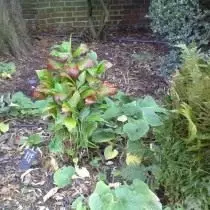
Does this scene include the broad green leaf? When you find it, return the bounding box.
[92,128,115,143]
[53,166,75,188]
[142,109,163,126]
[49,135,64,153]
[96,63,105,75]
[77,71,86,88]
[132,179,162,210]
[79,107,90,121]
[123,120,149,141]
[36,70,53,88]
[122,101,142,117]
[64,117,77,132]
[103,105,121,120]
[87,50,98,62]
[72,196,87,210]
[104,145,119,160]
[88,193,102,210]
[11,92,34,109]
[27,134,42,146]
[137,96,167,126]
[0,122,9,133]
[68,91,81,108]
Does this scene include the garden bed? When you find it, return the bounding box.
[0,33,169,210]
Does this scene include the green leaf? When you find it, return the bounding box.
[27,134,42,146]
[0,122,9,133]
[87,51,98,62]
[64,117,77,132]
[104,145,119,160]
[53,166,75,188]
[92,129,115,143]
[79,107,90,121]
[36,70,53,88]
[122,101,142,117]
[123,120,149,141]
[137,96,167,126]
[49,135,64,153]
[72,196,87,210]
[68,91,81,108]
[103,105,121,120]
[77,71,86,88]
[11,92,34,109]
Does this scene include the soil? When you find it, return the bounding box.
[0,32,169,210]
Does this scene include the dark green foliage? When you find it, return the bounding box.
[149,0,210,46]
[158,49,181,77]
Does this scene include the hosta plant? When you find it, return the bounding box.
[34,39,116,155]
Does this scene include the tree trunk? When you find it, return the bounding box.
[0,0,30,58]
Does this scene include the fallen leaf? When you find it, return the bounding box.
[74,166,90,179]
[43,187,59,202]
[104,145,119,160]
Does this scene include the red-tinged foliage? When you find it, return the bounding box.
[32,89,46,99]
[102,81,118,96]
[47,58,62,70]
[85,95,97,105]
[64,64,79,79]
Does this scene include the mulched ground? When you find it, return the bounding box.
[0,32,169,210]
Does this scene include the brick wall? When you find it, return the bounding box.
[21,0,150,34]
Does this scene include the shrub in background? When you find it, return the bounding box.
[149,0,210,46]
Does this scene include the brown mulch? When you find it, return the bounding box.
[0,33,169,210]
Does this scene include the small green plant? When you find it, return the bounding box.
[72,179,162,210]
[0,62,16,78]
[53,166,75,188]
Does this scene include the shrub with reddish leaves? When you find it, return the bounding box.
[33,39,117,153]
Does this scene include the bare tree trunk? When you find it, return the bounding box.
[0,0,30,58]
[87,0,110,41]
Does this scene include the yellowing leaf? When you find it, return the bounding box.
[104,145,118,160]
[0,122,9,133]
[64,117,76,132]
[126,153,142,165]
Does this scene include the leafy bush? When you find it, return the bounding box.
[149,0,210,46]
[34,39,117,155]
[154,45,210,209]
[72,179,162,210]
